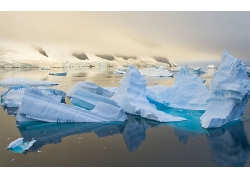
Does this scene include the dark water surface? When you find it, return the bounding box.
[0,67,250,167]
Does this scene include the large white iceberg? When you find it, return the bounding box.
[0,77,58,87]
[1,85,66,107]
[17,87,127,123]
[148,66,209,110]
[67,82,115,98]
[110,65,185,122]
[200,50,250,128]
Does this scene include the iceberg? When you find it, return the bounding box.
[200,50,250,128]
[207,64,218,69]
[67,82,115,98]
[1,85,66,107]
[0,77,58,87]
[6,137,36,153]
[139,68,174,77]
[149,66,209,110]
[70,88,120,110]
[49,72,67,76]
[17,87,127,123]
[111,65,185,122]
[113,67,128,74]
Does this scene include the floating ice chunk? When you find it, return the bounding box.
[113,67,129,74]
[1,85,66,107]
[67,82,115,98]
[49,72,67,76]
[7,138,36,153]
[140,68,174,77]
[71,89,120,110]
[0,77,58,87]
[207,64,218,69]
[111,65,185,122]
[200,50,250,128]
[40,67,50,70]
[149,66,209,110]
[18,87,127,123]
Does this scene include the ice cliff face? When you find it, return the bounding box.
[148,66,209,110]
[200,50,250,128]
[111,65,186,122]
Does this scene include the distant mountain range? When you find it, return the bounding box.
[0,43,178,69]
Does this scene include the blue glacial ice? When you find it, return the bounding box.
[70,88,120,110]
[49,72,67,76]
[110,65,186,122]
[6,137,36,153]
[67,81,115,98]
[148,65,209,110]
[0,77,58,87]
[1,85,66,107]
[200,50,250,128]
[17,87,127,122]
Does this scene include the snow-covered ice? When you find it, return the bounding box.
[6,137,36,153]
[1,85,66,107]
[111,65,186,122]
[0,77,58,87]
[148,65,209,110]
[200,50,250,128]
[67,82,115,98]
[18,87,127,123]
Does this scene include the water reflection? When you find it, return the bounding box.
[206,121,250,167]
[12,109,250,166]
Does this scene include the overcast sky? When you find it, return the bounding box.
[1,11,250,66]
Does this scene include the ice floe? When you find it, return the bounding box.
[6,137,36,153]
[200,50,250,128]
[17,87,127,123]
[49,72,67,76]
[111,65,186,122]
[0,77,58,87]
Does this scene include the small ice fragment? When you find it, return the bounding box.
[12,159,15,162]
[78,138,82,139]
[7,138,10,140]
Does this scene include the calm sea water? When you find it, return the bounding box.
[0,67,250,167]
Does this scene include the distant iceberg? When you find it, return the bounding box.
[111,65,186,122]
[18,87,127,123]
[67,82,115,98]
[49,72,67,76]
[148,66,209,110]
[6,137,36,153]
[200,50,250,128]
[113,67,128,74]
[1,85,66,107]
[139,68,174,77]
[0,77,58,87]
[207,64,218,69]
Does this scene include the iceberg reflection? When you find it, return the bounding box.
[206,120,250,167]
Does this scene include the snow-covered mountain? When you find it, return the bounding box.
[0,42,177,69]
